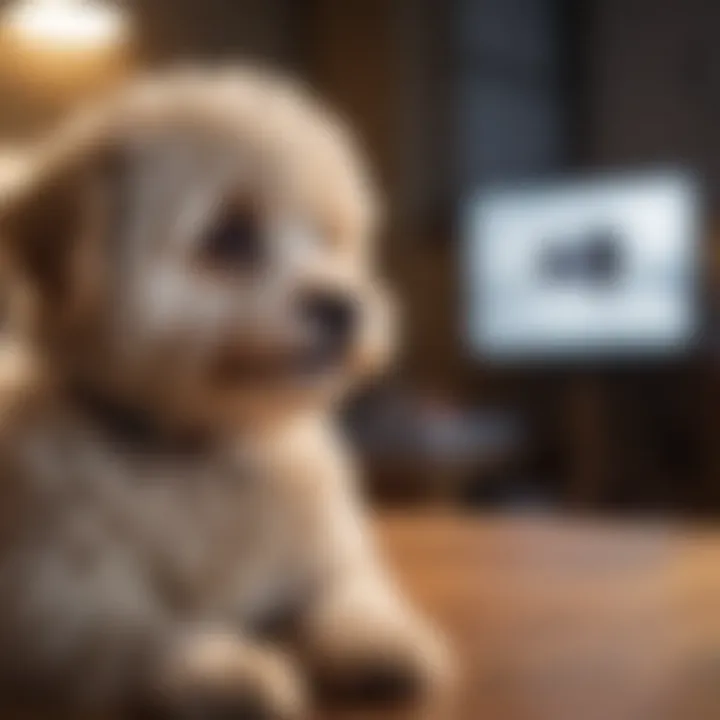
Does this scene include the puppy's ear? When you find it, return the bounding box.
[0,137,120,310]
[1,157,81,302]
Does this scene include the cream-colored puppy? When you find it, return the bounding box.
[0,68,450,718]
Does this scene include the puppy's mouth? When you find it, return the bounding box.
[212,341,348,385]
[212,292,359,386]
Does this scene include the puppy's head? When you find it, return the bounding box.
[0,68,395,430]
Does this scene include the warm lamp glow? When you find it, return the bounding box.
[2,0,129,50]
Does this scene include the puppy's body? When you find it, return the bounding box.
[0,69,449,717]
[0,394,366,703]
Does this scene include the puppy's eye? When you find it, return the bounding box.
[202,207,263,268]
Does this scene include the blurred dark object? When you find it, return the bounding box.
[539,226,624,286]
[345,385,524,504]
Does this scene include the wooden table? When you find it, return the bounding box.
[319,512,720,720]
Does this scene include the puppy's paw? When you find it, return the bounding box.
[306,602,453,708]
[145,631,306,720]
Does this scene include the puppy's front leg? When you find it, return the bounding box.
[295,439,452,707]
[145,629,306,720]
[301,568,451,708]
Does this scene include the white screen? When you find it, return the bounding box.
[464,173,700,360]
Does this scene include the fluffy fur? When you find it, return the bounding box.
[0,68,451,718]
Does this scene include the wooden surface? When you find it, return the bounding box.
[323,512,720,720]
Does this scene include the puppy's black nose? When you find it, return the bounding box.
[300,291,358,346]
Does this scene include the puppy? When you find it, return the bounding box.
[0,68,451,717]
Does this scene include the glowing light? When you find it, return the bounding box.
[2,0,129,50]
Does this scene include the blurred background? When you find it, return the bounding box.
[1,0,719,518]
